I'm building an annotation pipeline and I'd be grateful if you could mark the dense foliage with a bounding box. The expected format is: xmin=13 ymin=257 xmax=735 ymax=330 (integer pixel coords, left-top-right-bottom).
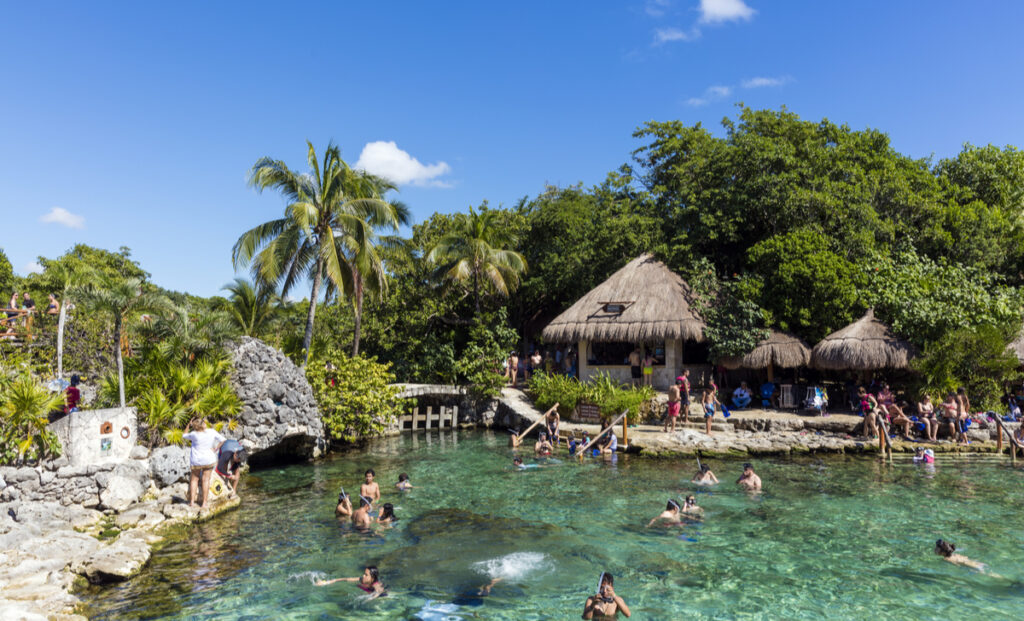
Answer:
xmin=307 ymin=347 xmax=408 ymax=442
xmin=911 ymin=325 xmax=1021 ymax=411
xmin=0 ymin=370 xmax=63 ymax=465
xmin=529 ymin=372 xmax=656 ymax=424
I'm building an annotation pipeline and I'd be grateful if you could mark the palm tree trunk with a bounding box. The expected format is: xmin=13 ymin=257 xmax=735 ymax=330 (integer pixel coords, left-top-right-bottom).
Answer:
xmin=56 ymin=299 xmax=67 ymax=379
xmin=115 ymin=314 xmax=125 ymax=408
xmin=302 ymin=261 xmax=324 ymax=366
xmin=473 ymin=268 xmax=480 ymax=315
xmin=352 ymin=271 xmax=363 ymax=357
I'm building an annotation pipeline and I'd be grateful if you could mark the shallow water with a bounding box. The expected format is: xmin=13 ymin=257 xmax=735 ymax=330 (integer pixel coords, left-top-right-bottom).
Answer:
xmin=80 ymin=430 xmax=1024 ymax=619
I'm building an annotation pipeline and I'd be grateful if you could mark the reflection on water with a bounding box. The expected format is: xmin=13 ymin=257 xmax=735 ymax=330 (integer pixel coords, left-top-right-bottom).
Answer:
xmin=80 ymin=431 xmax=1024 ymax=619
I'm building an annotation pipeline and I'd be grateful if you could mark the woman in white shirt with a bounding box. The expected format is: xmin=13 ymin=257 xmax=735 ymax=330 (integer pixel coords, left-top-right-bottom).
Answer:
xmin=183 ymin=418 xmax=225 ymax=508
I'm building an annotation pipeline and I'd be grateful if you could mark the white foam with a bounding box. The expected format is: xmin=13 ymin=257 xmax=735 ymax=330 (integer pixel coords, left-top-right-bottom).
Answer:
xmin=471 ymin=551 xmax=553 ymax=581
xmin=288 ymin=570 xmax=327 ymax=584
xmin=416 ymin=600 xmax=462 ymax=620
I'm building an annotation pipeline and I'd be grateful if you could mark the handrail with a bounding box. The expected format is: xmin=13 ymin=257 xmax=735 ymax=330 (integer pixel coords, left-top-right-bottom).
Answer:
xmin=516 ymin=403 xmax=559 ymax=442
xmin=990 ymin=415 xmax=1021 ymax=464
xmin=577 ymin=410 xmax=628 ymax=458
xmin=875 ymin=411 xmax=893 ymax=463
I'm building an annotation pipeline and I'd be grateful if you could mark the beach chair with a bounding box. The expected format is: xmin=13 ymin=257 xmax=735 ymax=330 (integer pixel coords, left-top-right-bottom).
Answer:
xmin=804 ymin=386 xmax=828 ymax=416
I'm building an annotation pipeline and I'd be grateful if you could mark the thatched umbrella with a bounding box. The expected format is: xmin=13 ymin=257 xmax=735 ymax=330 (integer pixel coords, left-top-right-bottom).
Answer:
xmin=810 ymin=308 xmax=913 ymax=371
xmin=542 ymin=254 xmax=705 ymax=343
xmin=720 ymin=331 xmax=811 ymax=380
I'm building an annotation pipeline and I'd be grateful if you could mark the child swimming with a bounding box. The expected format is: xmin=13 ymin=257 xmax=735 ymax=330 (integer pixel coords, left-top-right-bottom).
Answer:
xmin=535 ymin=432 xmax=553 ymax=456
xmin=396 ymin=473 xmax=413 ymax=490
xmin=377 ymin=502 xmax=398 ymax=525
xmin=934 ymin=539 xmax=998 ymax=575
xmin=315 ymin=565 xmax=387 ymax=599
xmin=582 ymin=572 xmax=630 ymax=618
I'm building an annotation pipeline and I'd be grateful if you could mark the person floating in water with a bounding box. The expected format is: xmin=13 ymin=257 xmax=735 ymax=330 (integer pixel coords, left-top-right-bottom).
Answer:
xmin=315 ymin=565 xmax=387 ymax=599
xmin=335 ymin=488 xmax=352 ymax=517
xmin=737 ymin=463 xmax=762 ymax=491
xmin=681 ymin=495 xmax=702 ymax=515
xmin=692 ymin=464 xmax=719 ymax=485
xmin=934 ymin=539 xmax=998 ymax=575
xmin=513 ymin=456 xmax=539 ymax=470
xmin=913 ymin=447 xmax=935 ymax=464
xmin=582 ymin=572 xmax=630 ymax=619
xmin=535 ymin=432 xmax=553 ymax=456
xmin=396 ymin=473 xmax=412 ymax=491
xmin=508 ymin=428 xmax=522 ymax=448
xmin=361 ymin=469 xmax=381 ymax=503
xmin=647 ymin=499 xmax=682 ymax=527
xmin=377 ymin=502 xmax=398 ymax=526
xmin=352 ymin=495 xmax=374 ymax=529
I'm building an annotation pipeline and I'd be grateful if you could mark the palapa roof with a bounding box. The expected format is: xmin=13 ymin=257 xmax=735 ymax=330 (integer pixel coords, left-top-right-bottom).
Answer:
xmin=719 ymin=331 xmax=811 ymax=370
xmin=810 ymin=308 xmax=914 ymax=371
xmin=542 ymin=254 xmax=706 ymax=344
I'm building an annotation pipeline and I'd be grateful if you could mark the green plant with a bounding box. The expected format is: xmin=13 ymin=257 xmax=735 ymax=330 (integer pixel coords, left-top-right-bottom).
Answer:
xmin=528 ymin=372 xmax=584 ymax=416
xmin=455 ymin=311 xmax=518 ymax=400
xmin=307 ymin=346 xmax=408 ymax=442
xmin=911 ymin=324 xmax=1021 ymax=411
xmin=529 ymin=371 xmax=654 ymax=424
xmin=686 ymin=258 xmax=769 ymax=359
xmin=0 ymin=372 xmax=64 ymax=465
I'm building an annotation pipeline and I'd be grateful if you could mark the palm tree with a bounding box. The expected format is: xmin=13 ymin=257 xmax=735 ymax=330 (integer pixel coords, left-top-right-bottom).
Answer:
xmin=233 ymin=142 xmax=405 ymax=364
xmin=36 ymin=257 xmax=96 ymax=378
xmin=221 ymin=278 xmax=281 ymax=337
xmin=77 ymin=276 xmax=167 ymax=408
xmin=138 ymin=304 xmax=234 ymax=364
xmin=427 ymin=205 xmax=528 ymax=314
xmin=0 ymin=373 xmax=65 ymax=463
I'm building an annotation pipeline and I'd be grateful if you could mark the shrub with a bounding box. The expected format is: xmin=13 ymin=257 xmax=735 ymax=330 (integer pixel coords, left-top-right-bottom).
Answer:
xmin=307 ymin=347 xmax=409 ymax=442
xmin=529 ymin=371 xmax=655 ymax=423
xmin=0 ymin=372 xmax=64 ymax=465
xmin=528 ymin=372 xmax=584 ymax=416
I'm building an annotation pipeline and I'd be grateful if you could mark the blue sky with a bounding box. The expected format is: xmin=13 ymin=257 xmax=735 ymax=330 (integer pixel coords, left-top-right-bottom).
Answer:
xmin=2 ymin=0 xmax=1023 ymax=297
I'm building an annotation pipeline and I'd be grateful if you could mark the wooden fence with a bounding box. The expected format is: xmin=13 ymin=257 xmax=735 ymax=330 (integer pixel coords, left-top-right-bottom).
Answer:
xmin=399 ymin=405 xmax=459 ymax=430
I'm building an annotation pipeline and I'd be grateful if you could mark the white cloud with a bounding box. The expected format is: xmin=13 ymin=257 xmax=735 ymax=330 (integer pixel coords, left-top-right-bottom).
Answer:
xmin=699 ymin=0 xmax=756 ymax=23
xmin=40 ymin=207 xmax=85 ymax=229
xmin=23 ymin=262 xmax=43 ymax=275
xmin=645 ymin=0 xmax=671 ymax=17
xmin=654 ymin=26 xmax=699 ymax=44
xmin=741 ymin=76 xmax=790 ymax=88
xmin=686 ymin=84 xmax=732 ymax=106
xmin=707 ymin=85 xmax=732 ymax=97
xmin=354 ymin=141 xmax=451 ymax=187
xmin=686 ymin=97 xmax=709 ymax=107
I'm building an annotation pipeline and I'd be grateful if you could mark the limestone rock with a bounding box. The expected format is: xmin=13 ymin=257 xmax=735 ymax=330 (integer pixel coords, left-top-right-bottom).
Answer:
xmin=149 ymin=445 xmax=189 ymax=487
xmin=115 ymin=507 xmax=165 ymax=530
xmin=129 ymin=445 xmax=150 ymax=460
xmin=98 ymin=476 xmax=145 ymax=512
xmin=72 ymin=534 xmax=151 ymax=583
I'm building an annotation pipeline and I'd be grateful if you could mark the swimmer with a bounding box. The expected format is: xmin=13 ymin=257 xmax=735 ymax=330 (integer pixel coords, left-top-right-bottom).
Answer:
xmin=360 ymin=469 xmax=381 ymax=503
xmin=737 ymin=463 xmax=762 ymax=491
xmin=935 ymin=539 xmax=997 ymax=575
xmin=535 ymin=432 xmax=553 ymax=456
xmin=513 ymin=456 xmax=539 ymax=470
xmin=335 ymin=488 xmax=352 ymax=517
xmin=508 ymin=428 xmax=522 ymax=448
xmin=396 ymin=473 xmax=413 ymax=491
xmin=681 ymin=495 xmax=702 ymax=515
xmin=315 ymin=565 xmax=387 ymax=599
xmin=377 ymin=502 xmax=398 ymax=525
xmin=582 ymin=572 xmax=630 ymax=619
xmin=647 ymin=499 xmax=682 ymax=527
xmin=913 ymin=448 xmax=935 ymax=464
xmin=567 ymin=434 xmax=580 ymax=456
xmin=692 ymin=464 xmax=719 ymax=485
xmin=352 ymin=495 xmax=374 ymax=529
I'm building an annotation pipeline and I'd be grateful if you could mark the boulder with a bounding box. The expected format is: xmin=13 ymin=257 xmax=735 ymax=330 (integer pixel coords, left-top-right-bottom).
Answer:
xmin=72 ymin=533 xmax=151 ymax=583
xmin=98 ymin=476 xmax=145 ymax=512
xmin=227 ymin=337 xmax=326 ymax=464
xmin=129 ymin=446 xmax=150 ymax=460
xmin=149 ymin=446 xmax=189 ymax=487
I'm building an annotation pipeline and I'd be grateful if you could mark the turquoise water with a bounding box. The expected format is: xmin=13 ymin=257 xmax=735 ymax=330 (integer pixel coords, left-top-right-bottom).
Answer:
xmin=80 ymin=430 xmax=1024 ymax=619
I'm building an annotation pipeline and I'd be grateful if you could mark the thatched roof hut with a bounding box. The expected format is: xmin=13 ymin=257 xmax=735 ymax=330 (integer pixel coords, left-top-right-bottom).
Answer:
xmin=542 ymin=254 xmax=705 ymax=343
xmin=810 ymin=309 xmax=913 ymax=371
xmin=720 ymin=331 xmax=811 ymax=370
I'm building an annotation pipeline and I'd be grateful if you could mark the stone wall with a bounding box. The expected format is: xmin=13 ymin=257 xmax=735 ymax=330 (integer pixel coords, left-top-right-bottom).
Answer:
xmin=48 ymin=407 xmax=138 ymax=467
xmin=228 ymin=337 xmax=326 ymax=464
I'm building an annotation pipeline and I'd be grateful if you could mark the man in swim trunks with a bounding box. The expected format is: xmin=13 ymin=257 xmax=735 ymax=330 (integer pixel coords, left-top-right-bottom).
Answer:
xmin=583 ymin=572 xmax=631 ymax=619
xmin=647 ymin=499 xmax=683 ymax=527
xmin=508 ymin=428 xmax=522 ymax=448
xmin=360 ymin=469 xmax=381 ymax=503
xmin=702 ymin=387 xmax=720 ymax=435
xmin=628 ymin=347 xmax=641 ymax=387
xmin=665 ymin=379 xmax=682 ymax=433
xmin=352 ymin=495 xmax=374 ymax=529
xmin=737 ymin=463 xmax=762 ymax=491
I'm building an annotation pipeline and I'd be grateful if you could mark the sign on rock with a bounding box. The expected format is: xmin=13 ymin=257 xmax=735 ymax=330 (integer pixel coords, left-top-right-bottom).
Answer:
xmin=574 ymin=403 xmax=602 ymax=424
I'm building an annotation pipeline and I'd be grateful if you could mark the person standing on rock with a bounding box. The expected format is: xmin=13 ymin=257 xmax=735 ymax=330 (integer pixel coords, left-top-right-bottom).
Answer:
xmin=702 ymin=387 xmax=721 ymax=435
xmin=183 ymin=418 xmax=225 ymax=509
xmin=664 ymin=379 xmax=681 ymax=434
xmin=508 ymin=351 xmax=520 ymax=386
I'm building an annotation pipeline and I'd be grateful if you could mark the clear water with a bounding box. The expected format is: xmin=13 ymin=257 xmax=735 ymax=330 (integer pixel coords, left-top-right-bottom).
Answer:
xmin=80 ymin=430 xmax=1024 ymax=620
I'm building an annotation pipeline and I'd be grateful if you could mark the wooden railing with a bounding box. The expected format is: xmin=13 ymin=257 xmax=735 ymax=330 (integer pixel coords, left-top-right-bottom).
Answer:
xmin=0 ymin=308 xmax=33 ymax=341
xmin=991 ymin=415 xmax=1021 ymax=465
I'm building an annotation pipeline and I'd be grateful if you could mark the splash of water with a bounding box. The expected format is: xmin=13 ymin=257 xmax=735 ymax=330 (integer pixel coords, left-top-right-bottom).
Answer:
xmin=471 ymin=551 xmax=553 ymax=581
xmin=287 ymin=570 xmax=327 ymax=585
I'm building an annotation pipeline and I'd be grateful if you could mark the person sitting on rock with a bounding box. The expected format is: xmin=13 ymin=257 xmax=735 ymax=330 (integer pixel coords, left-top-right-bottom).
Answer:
xmin=647 ymin=499 xmax=682 ymax=527
xmin=732 ymin=382 xmax=752 ymax=409
xmin=692 ymin=464 xmax=719 ymax=485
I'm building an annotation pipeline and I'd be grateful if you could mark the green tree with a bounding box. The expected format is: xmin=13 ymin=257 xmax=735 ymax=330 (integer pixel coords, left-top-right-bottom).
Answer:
xmin=685 ymin=258 xmax=769 ymax=360
xmin=234 ymin=142 xmax=404 ymax=364
xmin=912 ymin=325 xmax=1021 ymax=411
xmin=220 ymin=278 xmax=281 ymax=337
xmin=78 ymin=276 xmax=168 ymax=407
xmin=428 ymin=204 xmax=527 ymax=315
xmin=0 ymin=248 xmax=14 ymax=297
xmin=30 ymin=254 xmax=97 ymax=378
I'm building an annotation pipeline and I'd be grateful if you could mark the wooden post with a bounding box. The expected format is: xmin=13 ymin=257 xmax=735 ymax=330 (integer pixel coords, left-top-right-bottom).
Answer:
xmin=425 ymin=406 xmax=433 ymax=430
xmin=997 ymin=427 xmax=1003 ymax=453
xmin=451 ymin=406 xmax=458 ymax=428
xmin=413 ymin=407 xmax=422 ymax=430
xmin=622 ymin=411 xmax=629 ymax=448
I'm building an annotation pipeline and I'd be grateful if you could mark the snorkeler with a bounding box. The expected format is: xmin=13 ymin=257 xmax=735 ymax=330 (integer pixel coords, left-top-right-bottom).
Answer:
xmin=737 ymin=463 xmax=762 ymax=491
xmin=681 ymin=495 xmax=702 ymax=515
xmin=352 ymin=495 xmax=374 ymax=529
xmin=692 ymin=464 xmax=719 ymax=485
xmin=913 ymin=448 xmax=935 ymax=464
xmin=508 ymin=428 xmax=522 ymax=448
xmin=315 ymin=565 xmax=387 ymax=599
xmin=934 ymin=539 xmax=997 ymax=575
xmin=360 ymin=469 xmax=381 ymax=503
xmin=396 ymin=473 xmax=413 ymax=491
xmin=582 ymin=572 xmax=631 ymax=619
xmin=535 ymin=432 xmax=553 ymax=456
xmin=377 ymin=502 xmax=398 ymax=525
xmin=646 ymin=499 xmax=683 ymax=527
xmin=513 ymin=456 xmax=539 ymax=470
xmin=335 ymin=487 xmax=352 ymax=517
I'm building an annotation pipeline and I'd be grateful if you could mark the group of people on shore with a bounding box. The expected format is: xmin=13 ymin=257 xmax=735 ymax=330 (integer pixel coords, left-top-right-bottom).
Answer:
xmin=857 ymin=384 xmax=978 ymax=444
xmin=504 ymin=347 xmax=578 ymax=386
